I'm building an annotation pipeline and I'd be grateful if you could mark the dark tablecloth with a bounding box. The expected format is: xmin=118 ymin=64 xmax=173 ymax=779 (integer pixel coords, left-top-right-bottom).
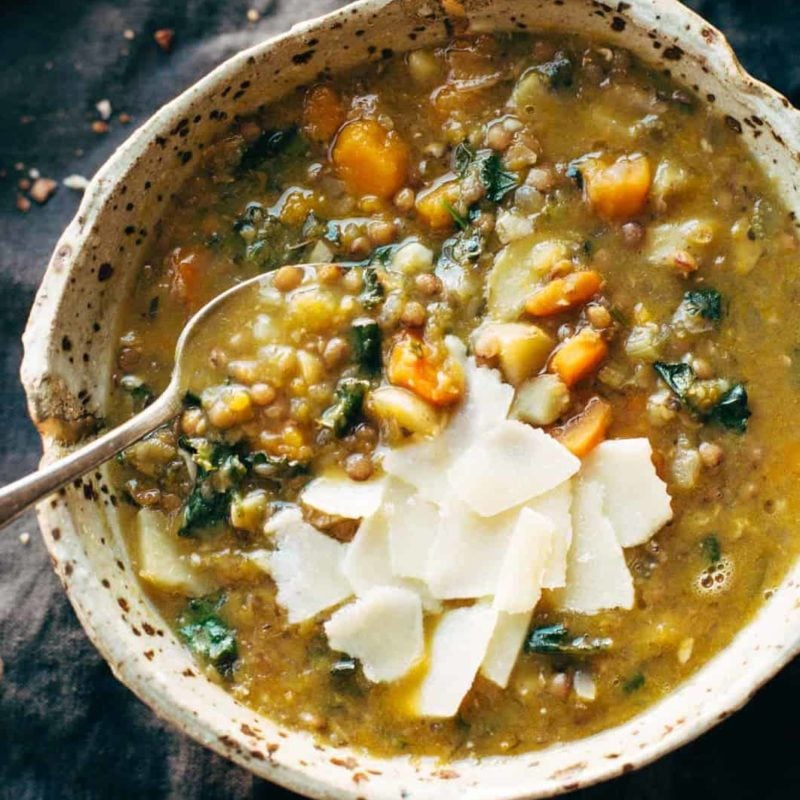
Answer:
xmin=0 ymin=1 xmax=798 ymax=798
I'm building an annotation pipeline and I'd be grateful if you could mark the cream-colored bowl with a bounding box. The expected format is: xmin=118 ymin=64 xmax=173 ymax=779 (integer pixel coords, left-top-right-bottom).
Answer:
xmin=20 ymin=1 xmax=800 ymax=797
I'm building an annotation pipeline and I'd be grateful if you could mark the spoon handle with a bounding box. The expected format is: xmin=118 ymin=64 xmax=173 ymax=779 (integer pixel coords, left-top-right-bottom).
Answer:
xmin=0 ymin=389 xmax=180 ymax=530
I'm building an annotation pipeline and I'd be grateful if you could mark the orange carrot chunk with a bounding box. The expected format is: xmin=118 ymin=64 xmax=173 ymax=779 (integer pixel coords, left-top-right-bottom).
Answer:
xmin=549 ymin=328 xmax=608 ymax=387
xmin=584 ymin=154 xmax=651 ymax=220
xmin=331 ymin=118 xmax=410 ymax=199
xmin=302 ymin=85 xmax=346 ymax=144
xmin=415 ymin=178 xmax=462 ymax=230
xmin=525 ymin=270 xmax=604 ymax=316
xmin=387 ymin=332 xmax=465 ymax=407
xmin=552 ymin=397 xmax=612 ymax=457
xmin=168 ymin=245 xmax=211 ymax=312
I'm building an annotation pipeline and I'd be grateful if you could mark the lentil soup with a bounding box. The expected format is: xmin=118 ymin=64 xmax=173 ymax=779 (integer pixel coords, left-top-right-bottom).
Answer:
xmin=110 ymin=32 xmax=800 ymax=759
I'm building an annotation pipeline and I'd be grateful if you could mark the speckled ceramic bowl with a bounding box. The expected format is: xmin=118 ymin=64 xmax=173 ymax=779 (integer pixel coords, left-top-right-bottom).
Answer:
xmin=20 ymin=1 xmax=800 ymax=797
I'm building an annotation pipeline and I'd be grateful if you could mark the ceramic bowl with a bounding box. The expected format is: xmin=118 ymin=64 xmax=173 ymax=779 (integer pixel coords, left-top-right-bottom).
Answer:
xmin=20 ymin=1 xmax=800 ymax=798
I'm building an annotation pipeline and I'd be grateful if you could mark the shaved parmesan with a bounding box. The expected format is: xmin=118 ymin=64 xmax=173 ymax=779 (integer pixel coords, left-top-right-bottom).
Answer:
xmin=426 ymin=501 xmax=517 ymax=599
xmin=267 ymin=508 xmax=352 ymax=623
xmin=581 ymin=438 xmax=672 ymax=547
xmin=417 ymin=603 xmax=497 ymax=717
xmin=558 ymin=480 xmax=634 ymax=614
xmin=449 ymin=421 xmax=580 ymax=517
xmin=384 ymin=480 xmax=439 ymax=580
xmin=325 ymin=587 xmax=424 ymax=682
xmin=493 ymin=508 xmax=554 ymax=614
xmin=527 ymin=481 xmax=573 ymax=589
xmin=301 ymin=473 xmax=386 ymax=519
xmin=481 ymin=611 xmax=531 ymax=688
xmin=342 ymin=512 xmax=395 ymax=595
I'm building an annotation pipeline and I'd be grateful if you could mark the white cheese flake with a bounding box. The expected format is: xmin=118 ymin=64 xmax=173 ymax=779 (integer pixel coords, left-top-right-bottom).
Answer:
xmin=493 ymin=508 xmax=554 ymax=614
xmin=384 ymin=480 xmax=439 ymax=581
xmin=480 ymin=611 xmax=532 ymax=688
xmin=300 ymin=473 xmax=386 ymax=519
xmin=449 ymin=421 xmax=580 ymax=517
xmin=342 ymin=512 xmax=395 ymax=596
xmin=558 ymin=480 xmax=634 ymax=614
xmin=527 ymin=481 xmax=573 ymax=589
xmin=324 ymin=586 xmax=424 ymax=683
xmin=417 ymin=603 xmax=497 ymax=718
xmin=580 ymin=438 xmax=672 ymax=547
xmin=267 ymin=508 xmax=352 ymax=623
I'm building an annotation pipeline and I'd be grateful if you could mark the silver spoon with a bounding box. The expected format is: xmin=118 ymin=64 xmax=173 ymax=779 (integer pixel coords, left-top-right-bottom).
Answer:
xmin=0 ymin=268 xmax=301 ymax=528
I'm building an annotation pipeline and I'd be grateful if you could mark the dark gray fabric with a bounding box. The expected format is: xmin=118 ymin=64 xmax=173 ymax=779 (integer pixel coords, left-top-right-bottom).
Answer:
xmin=0 ymin=1 xmax=797 ymax=797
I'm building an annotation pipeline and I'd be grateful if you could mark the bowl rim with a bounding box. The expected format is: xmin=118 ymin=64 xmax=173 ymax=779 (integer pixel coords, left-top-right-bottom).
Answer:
xmin=19 ymin=1 xmax=800 ymax=798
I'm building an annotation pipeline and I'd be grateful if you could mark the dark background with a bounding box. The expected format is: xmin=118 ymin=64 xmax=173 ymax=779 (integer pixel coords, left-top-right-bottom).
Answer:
xmin=0 ymin=1 xmax=797 ymax=798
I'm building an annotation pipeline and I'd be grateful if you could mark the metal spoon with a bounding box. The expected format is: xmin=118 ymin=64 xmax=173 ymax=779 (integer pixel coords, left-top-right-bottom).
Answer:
xmin=0 ymin=269 xmax=296 ymax=528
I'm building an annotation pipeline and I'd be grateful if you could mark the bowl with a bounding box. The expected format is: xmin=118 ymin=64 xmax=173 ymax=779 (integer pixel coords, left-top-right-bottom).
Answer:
xmin=20 ymin=1 xmax=800 ymax=797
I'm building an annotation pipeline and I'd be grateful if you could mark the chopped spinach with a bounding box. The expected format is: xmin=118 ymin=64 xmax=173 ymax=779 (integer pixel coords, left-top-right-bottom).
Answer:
xmin=622 ymin=672 xmax=646 ymax=694
xmin=653 ymin=361 xmax=696 ymax=399
xmin=524 ymin=623 xmax=612 ymax=656
xmin=684 ymin=288 xmax=723 ymax=322
xmin=361 ymin=265 xmax=384 ymax=309
xmin=480 ymin=152 xmax=518 ymax=203
xmin=706 ymin=383 xmax=751 ymax=433
xmin=181 ymin=485 xmax=232 ymax=537
xmin=352 ymin=319 xmax=382 ymax=376
xmin=183 ymin=391 xmax=202 ymax=408
xmin=319 ymin=378 xmax=369 ymax=437
xmin=120 ymin=376 xmax=154 ymax=411
xmin=178 ymin=595 xmax=238 ymax=677
xmin=535 ymin=54 xmax=575 ymax=90
xmin=238 ymin=126 xmax=299 ymax=172
xmin=701 ymin=534 xmax=722 ymax=565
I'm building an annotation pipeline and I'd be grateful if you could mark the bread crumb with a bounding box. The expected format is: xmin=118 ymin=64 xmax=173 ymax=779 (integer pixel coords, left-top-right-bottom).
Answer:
xmin=154 ymin=28 xmax=174 ymax=52
xmin=123 ymin=29 xmax=135 ymax=40
xmin=16 ymin=195 xmax=31 ymax=213
xmin=29 ymin=178 xmax=58 ymax=204
xmin=91 ymin=120 xmax=109 ymax=134
xmin=19 ymin=532 xmax=30 ymax=545
xmin=63 ymin=174 xmax=89 ymax=191
xmin=96 ymin=99 xmax=112 ymax=120
xmin=246 ymin=8 xmax=260 ymax=21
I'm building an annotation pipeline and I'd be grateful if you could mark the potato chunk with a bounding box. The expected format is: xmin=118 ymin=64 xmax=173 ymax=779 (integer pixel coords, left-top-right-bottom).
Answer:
xmin=473 ymin=322 xmax=554 ymax=385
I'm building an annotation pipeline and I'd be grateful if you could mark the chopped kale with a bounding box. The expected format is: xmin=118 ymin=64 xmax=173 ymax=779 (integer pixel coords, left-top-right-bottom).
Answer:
xmin=524 ymin=623 xmax=613 ymax=656
xmin=684 ymin=288 xmax=723 ymax=322
xmin=361 ymin=265 xmax=384 ymax=309
xmin=238 ymin=126 xmax=299 ymax=172
xmin=319 ymin=378 xmax=369 ymax=437
xmin=183 ymin=391 xmax=202 ymax=408
xmin=352 ymin=319 xmax=382 ymax=376
xmin=653 ymin=361 xmax=696 ymax=399
xmin=120 ymin=376 xmax=154 ymax=411
xmin=535 ymin=54 xmax=575 ymax=90
xmin=706 ymin=383 xmax=751 ymax=433
xmin=368 ymin=244 xmax=397 ymax=267
xmin=622 ymin=672 xmax=646 ymax=694
xmin=701 ymin=534 xmax=722 ymax=565
xmin=178 ymin=595 xmax=238 ymax=677
xmin=180 ymin=485 xmax=232 ymax=537
xmin=479 ymin=152 xmax=518 ymax=203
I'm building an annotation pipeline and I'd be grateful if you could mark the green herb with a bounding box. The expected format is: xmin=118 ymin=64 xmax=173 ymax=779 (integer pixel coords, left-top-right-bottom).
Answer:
xmin=319 ymin=378 xmax=369 ymax=437
xmin=368 ymin=244 xmax=397 ymax=266
xmin=653 ymin=362 xmax=751 ymax=433
xmin=524 ymin=623 xmax=613 ymax=656
xmin=180 ymin=485 xmax=232 ymax=537
xmin=480 ymin=152 xmax=518 ymax=203
xmin=352 ymin=319 xmax=382 ymax=376
xmin=183 ymin=391 xmax=202 ymax=408
xmin=442 ymin=199 xmax=469 ymax=230
xmin=535 ymin=54 xmax=575 ymax=90
xmin=361 ymin=265 xmax=384 ymax=309
xmin=238 ymin=126 xmax=299 ymax=172
xmin=622 ymin=672 xmax=646 ymax=693
xmin=701 ymin=534 xmax=722 ymax=565
xmin=684 ymin=288 xmax=723 ymax=322
xmin=453 ymin=142 xmax=475 ymax=176
xmin=706 ymin=383 xmax=751 ymax=433
xmin=178 ymin=595 xmax=238 ymax=677
xmin=566 ymin=163 xmax=584 ymax=190
xmin=653 ymin=362 xmax=696 ymax=399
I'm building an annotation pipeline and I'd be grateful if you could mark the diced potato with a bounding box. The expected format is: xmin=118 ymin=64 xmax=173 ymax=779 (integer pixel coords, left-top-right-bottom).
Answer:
xmin=552 ymin=396 xmax=612 ymax=457
xmin=366 ymin=385 xmax=443 ymax=437
xmin=137 ymin=509 xmax=213 ymax=596
xmin=730 ymin=217 xmax=764 ymax=275
xmin=624 ymin=323 xmax=665 ymax=362
xmin=651 ymin=159 xmax=691 ymax=210
xmin=391 ymin=241 xmax=434 ymax=274
xmin=332 ymin=119 xmax=410 ymax=198
xmin=550 ymin=328 xmax=608 ymax=387
xmin=488 ymin=237 xmax=573 ymax=321
xmin=495 ymin=210 xmax=535 ymax=244
xmin=525 ymin=270 xmax=603 ymax=316
xmin=415 ymin=178 xmax=462 ymax=229
xmin=387 ymin=332 xmax=465 ymax=406
xmin=302 ymin=84 xmax=346 ymax=143
xmin=510 ymin=67 xmax=562 ymax=120
xmin=511 ymin=374 xmax=570 ymax=426
xmin=647 ymin=219 xmax=716 ymax=273
xmin=583 ymin=154 xmax=652 ymax=220
xmin=473 ymin=322 xmax=554 ymax=385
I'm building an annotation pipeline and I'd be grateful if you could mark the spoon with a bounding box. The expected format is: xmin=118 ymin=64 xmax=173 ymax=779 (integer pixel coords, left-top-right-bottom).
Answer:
xmin=0 ymin=268 xmax=300 ymax=529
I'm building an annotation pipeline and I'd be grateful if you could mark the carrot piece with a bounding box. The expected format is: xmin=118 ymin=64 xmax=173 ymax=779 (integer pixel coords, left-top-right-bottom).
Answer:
xmin=549 ymin=328 xmax=608 ymax=387
xmin=525 ymin=270 xmax=604 ymax=316
xmin=168 ymin=245 xmax=211 ymax=312
xmin=552 ymin=397 xmax=612 ymax=457
xmin=302 ymin=85 xmax=346 ymax=144
xmin=584 ymin=154 xmax=652 ymax=220
xmin=331 ymin=118 xmax=410 ymax=198
xmin=415 ymin=178 xmax=462 ymax=229
xmin=387 ymin=332 xmax=465 ymax=407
